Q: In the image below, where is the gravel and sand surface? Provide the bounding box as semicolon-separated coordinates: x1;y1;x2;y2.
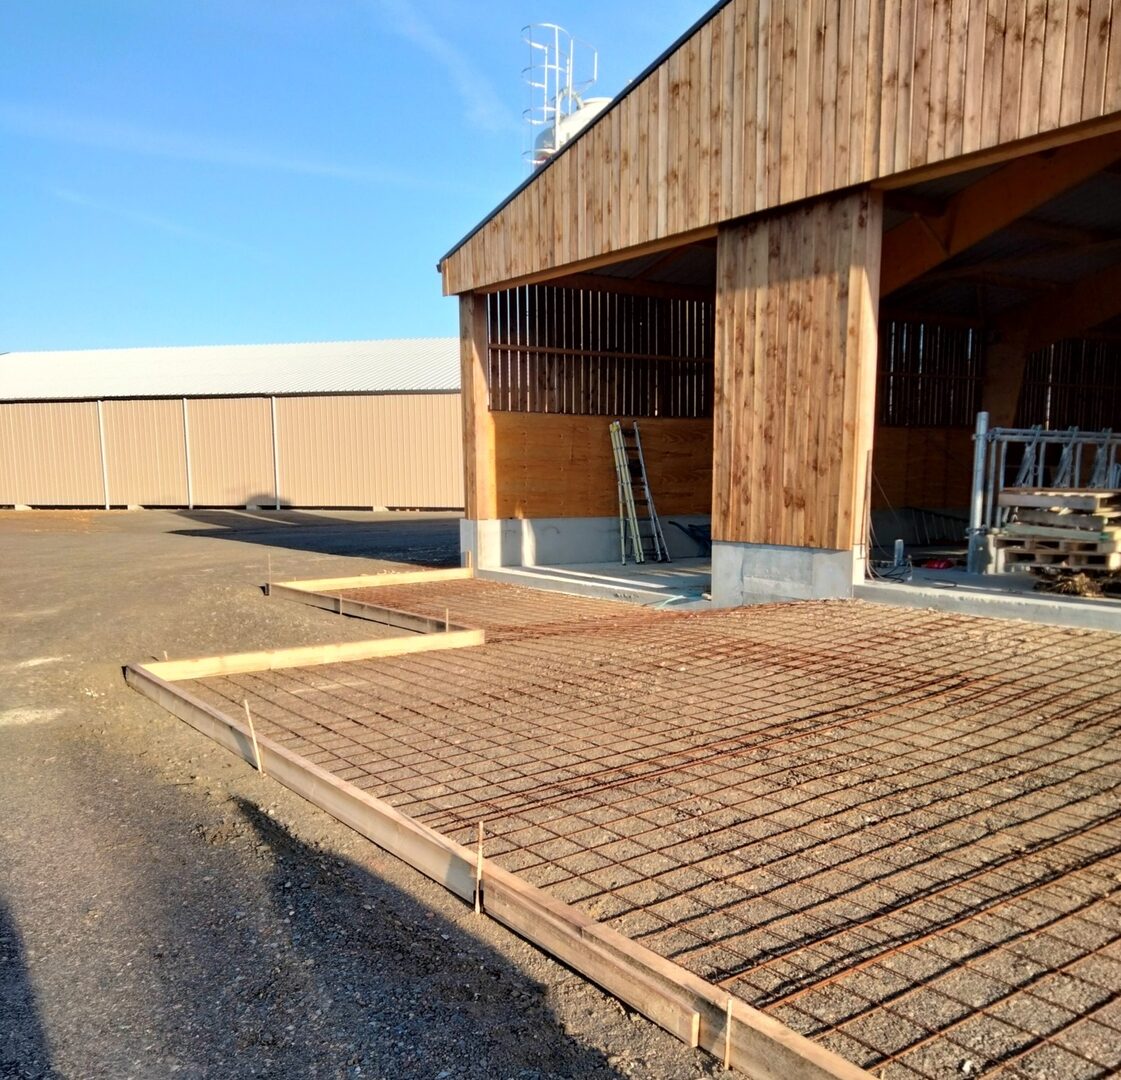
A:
0;509;725;1080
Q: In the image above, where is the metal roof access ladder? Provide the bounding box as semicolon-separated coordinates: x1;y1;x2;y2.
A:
610;420;671;565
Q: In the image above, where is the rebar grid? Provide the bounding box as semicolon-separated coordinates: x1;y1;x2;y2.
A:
334;577;657;640
189;600;1121;1079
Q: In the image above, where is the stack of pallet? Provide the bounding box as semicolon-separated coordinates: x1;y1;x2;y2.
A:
994;489;1121;573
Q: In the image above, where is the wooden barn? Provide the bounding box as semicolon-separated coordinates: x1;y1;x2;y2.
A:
439;1;1121;608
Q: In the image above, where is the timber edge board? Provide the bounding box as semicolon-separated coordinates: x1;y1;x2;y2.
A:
136;626;484;682
267;567;479;637
124;661;872;1080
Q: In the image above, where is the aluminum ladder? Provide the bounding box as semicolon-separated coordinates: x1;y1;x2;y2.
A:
609;420;671;564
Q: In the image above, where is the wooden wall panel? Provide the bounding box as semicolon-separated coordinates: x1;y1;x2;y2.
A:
871;426;975;509
712;190;882;550
492;413;713;519
442;0;1121;295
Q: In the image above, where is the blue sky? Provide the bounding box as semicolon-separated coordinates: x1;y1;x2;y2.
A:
1;1;715;351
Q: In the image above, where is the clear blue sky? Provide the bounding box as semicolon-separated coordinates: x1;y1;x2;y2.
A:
1;1;715;351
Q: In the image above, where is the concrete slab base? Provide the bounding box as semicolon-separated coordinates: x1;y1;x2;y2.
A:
857;578;1121;633
711;541;860;606
461;515;711;569
477;558;712;607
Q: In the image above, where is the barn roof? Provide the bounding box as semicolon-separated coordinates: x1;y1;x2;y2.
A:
0;338;460;402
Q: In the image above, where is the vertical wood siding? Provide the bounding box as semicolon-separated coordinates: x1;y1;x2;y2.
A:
442;0;1121;293
485;284;714;417
0;395;463;509
492;413;713;519
711;190;883;550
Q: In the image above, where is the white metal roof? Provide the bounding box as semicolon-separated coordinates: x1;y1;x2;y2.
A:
0;338;460;401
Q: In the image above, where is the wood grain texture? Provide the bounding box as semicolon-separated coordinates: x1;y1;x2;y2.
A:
871;426;975;508
492;413;713;519
711;190;883;551
461;293;496;520
441;0;1121;294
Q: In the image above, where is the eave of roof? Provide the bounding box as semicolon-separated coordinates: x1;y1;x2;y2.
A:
436;0;732;272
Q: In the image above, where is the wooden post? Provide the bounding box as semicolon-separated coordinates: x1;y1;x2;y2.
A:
460;292;497;522
712;189;882;552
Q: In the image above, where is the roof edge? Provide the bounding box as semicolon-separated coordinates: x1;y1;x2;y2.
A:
436;0;733;277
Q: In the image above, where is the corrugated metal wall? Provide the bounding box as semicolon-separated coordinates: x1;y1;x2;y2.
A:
0;393;464;509
187;397;275;507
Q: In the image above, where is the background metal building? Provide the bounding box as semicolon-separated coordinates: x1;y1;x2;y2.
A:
0;339;463;509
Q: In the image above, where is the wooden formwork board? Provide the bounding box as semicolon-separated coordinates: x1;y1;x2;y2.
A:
268;567;477;636
125;658;870;1080
141;628;484;682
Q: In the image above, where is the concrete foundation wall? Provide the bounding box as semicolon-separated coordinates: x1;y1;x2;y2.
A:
461;515;711;569
711;541;862;606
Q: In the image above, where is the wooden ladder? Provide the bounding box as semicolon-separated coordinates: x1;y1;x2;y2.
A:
609;420;671;565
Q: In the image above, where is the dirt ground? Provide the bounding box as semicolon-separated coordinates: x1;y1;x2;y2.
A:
0;509;725;1080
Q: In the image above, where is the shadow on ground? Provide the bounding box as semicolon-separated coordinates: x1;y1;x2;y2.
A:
0;897;56;1079
171;509;461;565
212;797;625;1079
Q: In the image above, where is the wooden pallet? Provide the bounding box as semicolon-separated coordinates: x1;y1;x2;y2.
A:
1014;508;1121;531
997;547;1121;572
999;488;1121;513
1001;523;1121;545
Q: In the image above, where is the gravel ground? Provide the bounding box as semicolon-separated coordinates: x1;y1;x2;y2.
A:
0;509;725;1080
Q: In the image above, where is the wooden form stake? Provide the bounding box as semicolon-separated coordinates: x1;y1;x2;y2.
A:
475;820;485;914
690;1011;701;1049
243;699;265;776
724;996;734;1070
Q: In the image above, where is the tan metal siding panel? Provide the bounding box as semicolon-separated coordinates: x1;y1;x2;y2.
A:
187;398;275;507
102;399;188;505
276;393;463;509
0;401;104;505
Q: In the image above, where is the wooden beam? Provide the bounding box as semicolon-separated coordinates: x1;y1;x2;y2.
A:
461;293;496;521
546;272;713;304
918;236;1121;288
984;256;1121;426
473;224;719;295
140;629;484;682
126;665;874;1080
995;259;1121;352
1010;219;1121;246
880;131;1121;296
